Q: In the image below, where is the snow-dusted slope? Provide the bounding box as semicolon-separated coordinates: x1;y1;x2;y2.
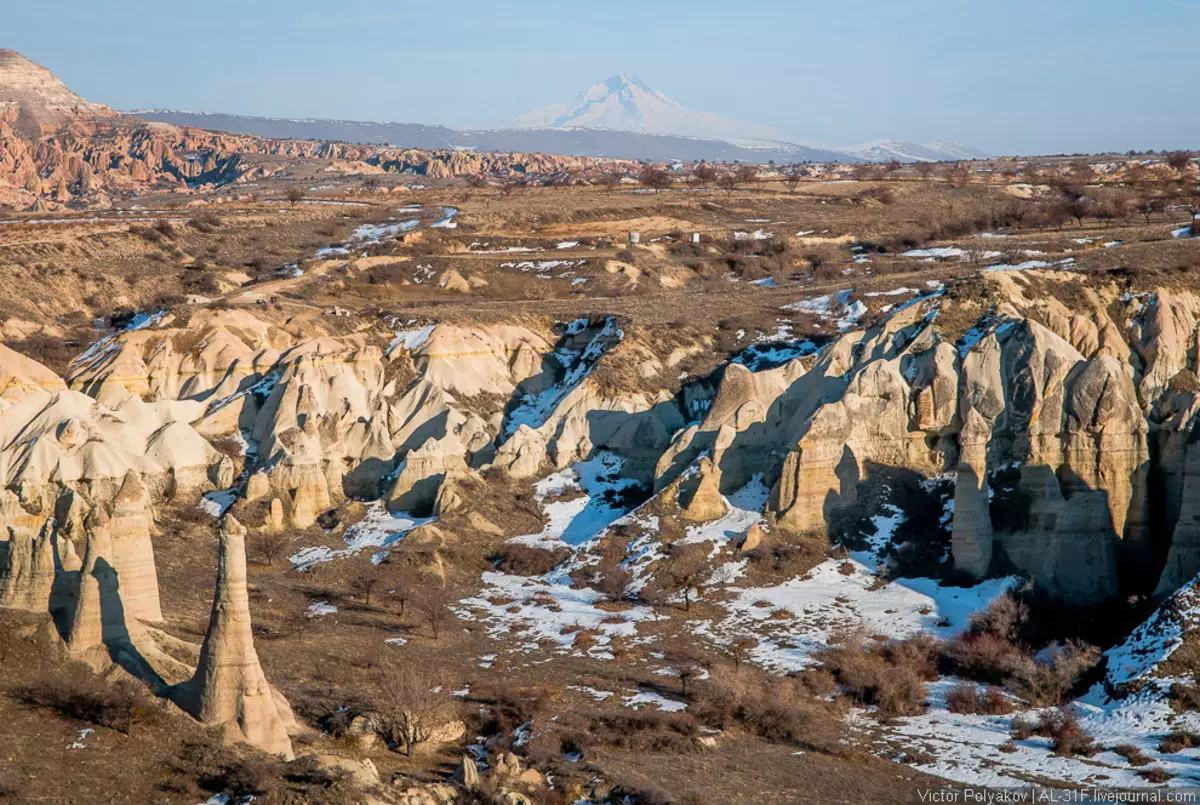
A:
512;75;783;142
847;138;989;163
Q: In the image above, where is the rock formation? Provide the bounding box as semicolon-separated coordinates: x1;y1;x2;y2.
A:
0;518;55;611
172;516;294;757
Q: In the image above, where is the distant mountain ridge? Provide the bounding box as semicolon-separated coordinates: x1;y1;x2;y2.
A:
512;75;784;143
847;138;989;163
128;76;986;164
128;110;854;164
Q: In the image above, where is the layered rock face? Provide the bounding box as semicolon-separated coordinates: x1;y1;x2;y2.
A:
0;49;116;138
11;271;1200;616
172;516;294;757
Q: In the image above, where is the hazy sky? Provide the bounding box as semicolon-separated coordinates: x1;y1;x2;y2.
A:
8;0;1199;155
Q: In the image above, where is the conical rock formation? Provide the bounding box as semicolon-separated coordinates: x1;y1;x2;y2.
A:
172;515;294;757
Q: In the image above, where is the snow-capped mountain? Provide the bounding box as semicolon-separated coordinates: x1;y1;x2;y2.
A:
512;75;783;143
847;139;989;163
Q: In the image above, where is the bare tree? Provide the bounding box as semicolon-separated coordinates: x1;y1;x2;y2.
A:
350;566;382;607
595;564;632;602
727;636;760;671
656;543;710;612
1165;151;1194;174
597;172;622;193
384;565;419;618
913;161;936;181
285;185;304;206
716;172;740;194
662;643;708;697
1138;196;1166;224
248;531;290;567
375;665;453;756
783;166;803;193
639;164;671;194
734;164;759;187
691;163;718;189
416;585;451;640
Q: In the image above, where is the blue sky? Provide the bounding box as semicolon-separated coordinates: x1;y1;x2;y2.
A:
8;0;1199;155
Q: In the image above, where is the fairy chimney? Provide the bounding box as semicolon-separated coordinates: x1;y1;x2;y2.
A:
173;515;294;757
109;471;163;623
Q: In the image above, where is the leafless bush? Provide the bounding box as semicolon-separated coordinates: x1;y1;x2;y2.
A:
969;595;1029;641
189;212;223;233
1165;151;1194;173
595;564;633;602
15;666;156;735
415;585;451;640
945;682;1013;715
374;665;455;756
817;636;934;716
1012;708;1096;757
349;566;382;606
494;543;567;576
248;530;290;567
1112;743;1151;766
1159;730;1200;754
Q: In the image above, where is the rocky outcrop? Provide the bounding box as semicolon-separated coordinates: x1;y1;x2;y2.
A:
108;471;162;623
172;516;294;757
0;518;55;611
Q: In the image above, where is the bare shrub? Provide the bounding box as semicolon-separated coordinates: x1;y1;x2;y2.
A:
691;664;831;751
375;665;455;756
1159;730;1200;754
595;564;633;602
1141;767;1174;783
817;637;932;716
1014;708;1096;757
946;682;1013;715
1004;641;1101;707
16;666;156;735
494;543;566;576
248;530;289;567
1112;743;1151;766
349;566;382;607
415;585;451;640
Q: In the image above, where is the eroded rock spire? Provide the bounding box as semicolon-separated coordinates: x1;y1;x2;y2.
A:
173;515;294;757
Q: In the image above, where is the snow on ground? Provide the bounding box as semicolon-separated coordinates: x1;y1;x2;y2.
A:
306;601;338;618
198;489;237;518
903;247;1001;262
1175;225;1195;239
432;207;459;228
501;317;622;438
624;691;687;712
453;571;656;659
732;338;819;371
877;678;1200;788
733;229;773;241
511;452;643;549
72;309;166;372
289;502;431;569
387;323;435;356
783;290;867;331
700;559;1013;673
